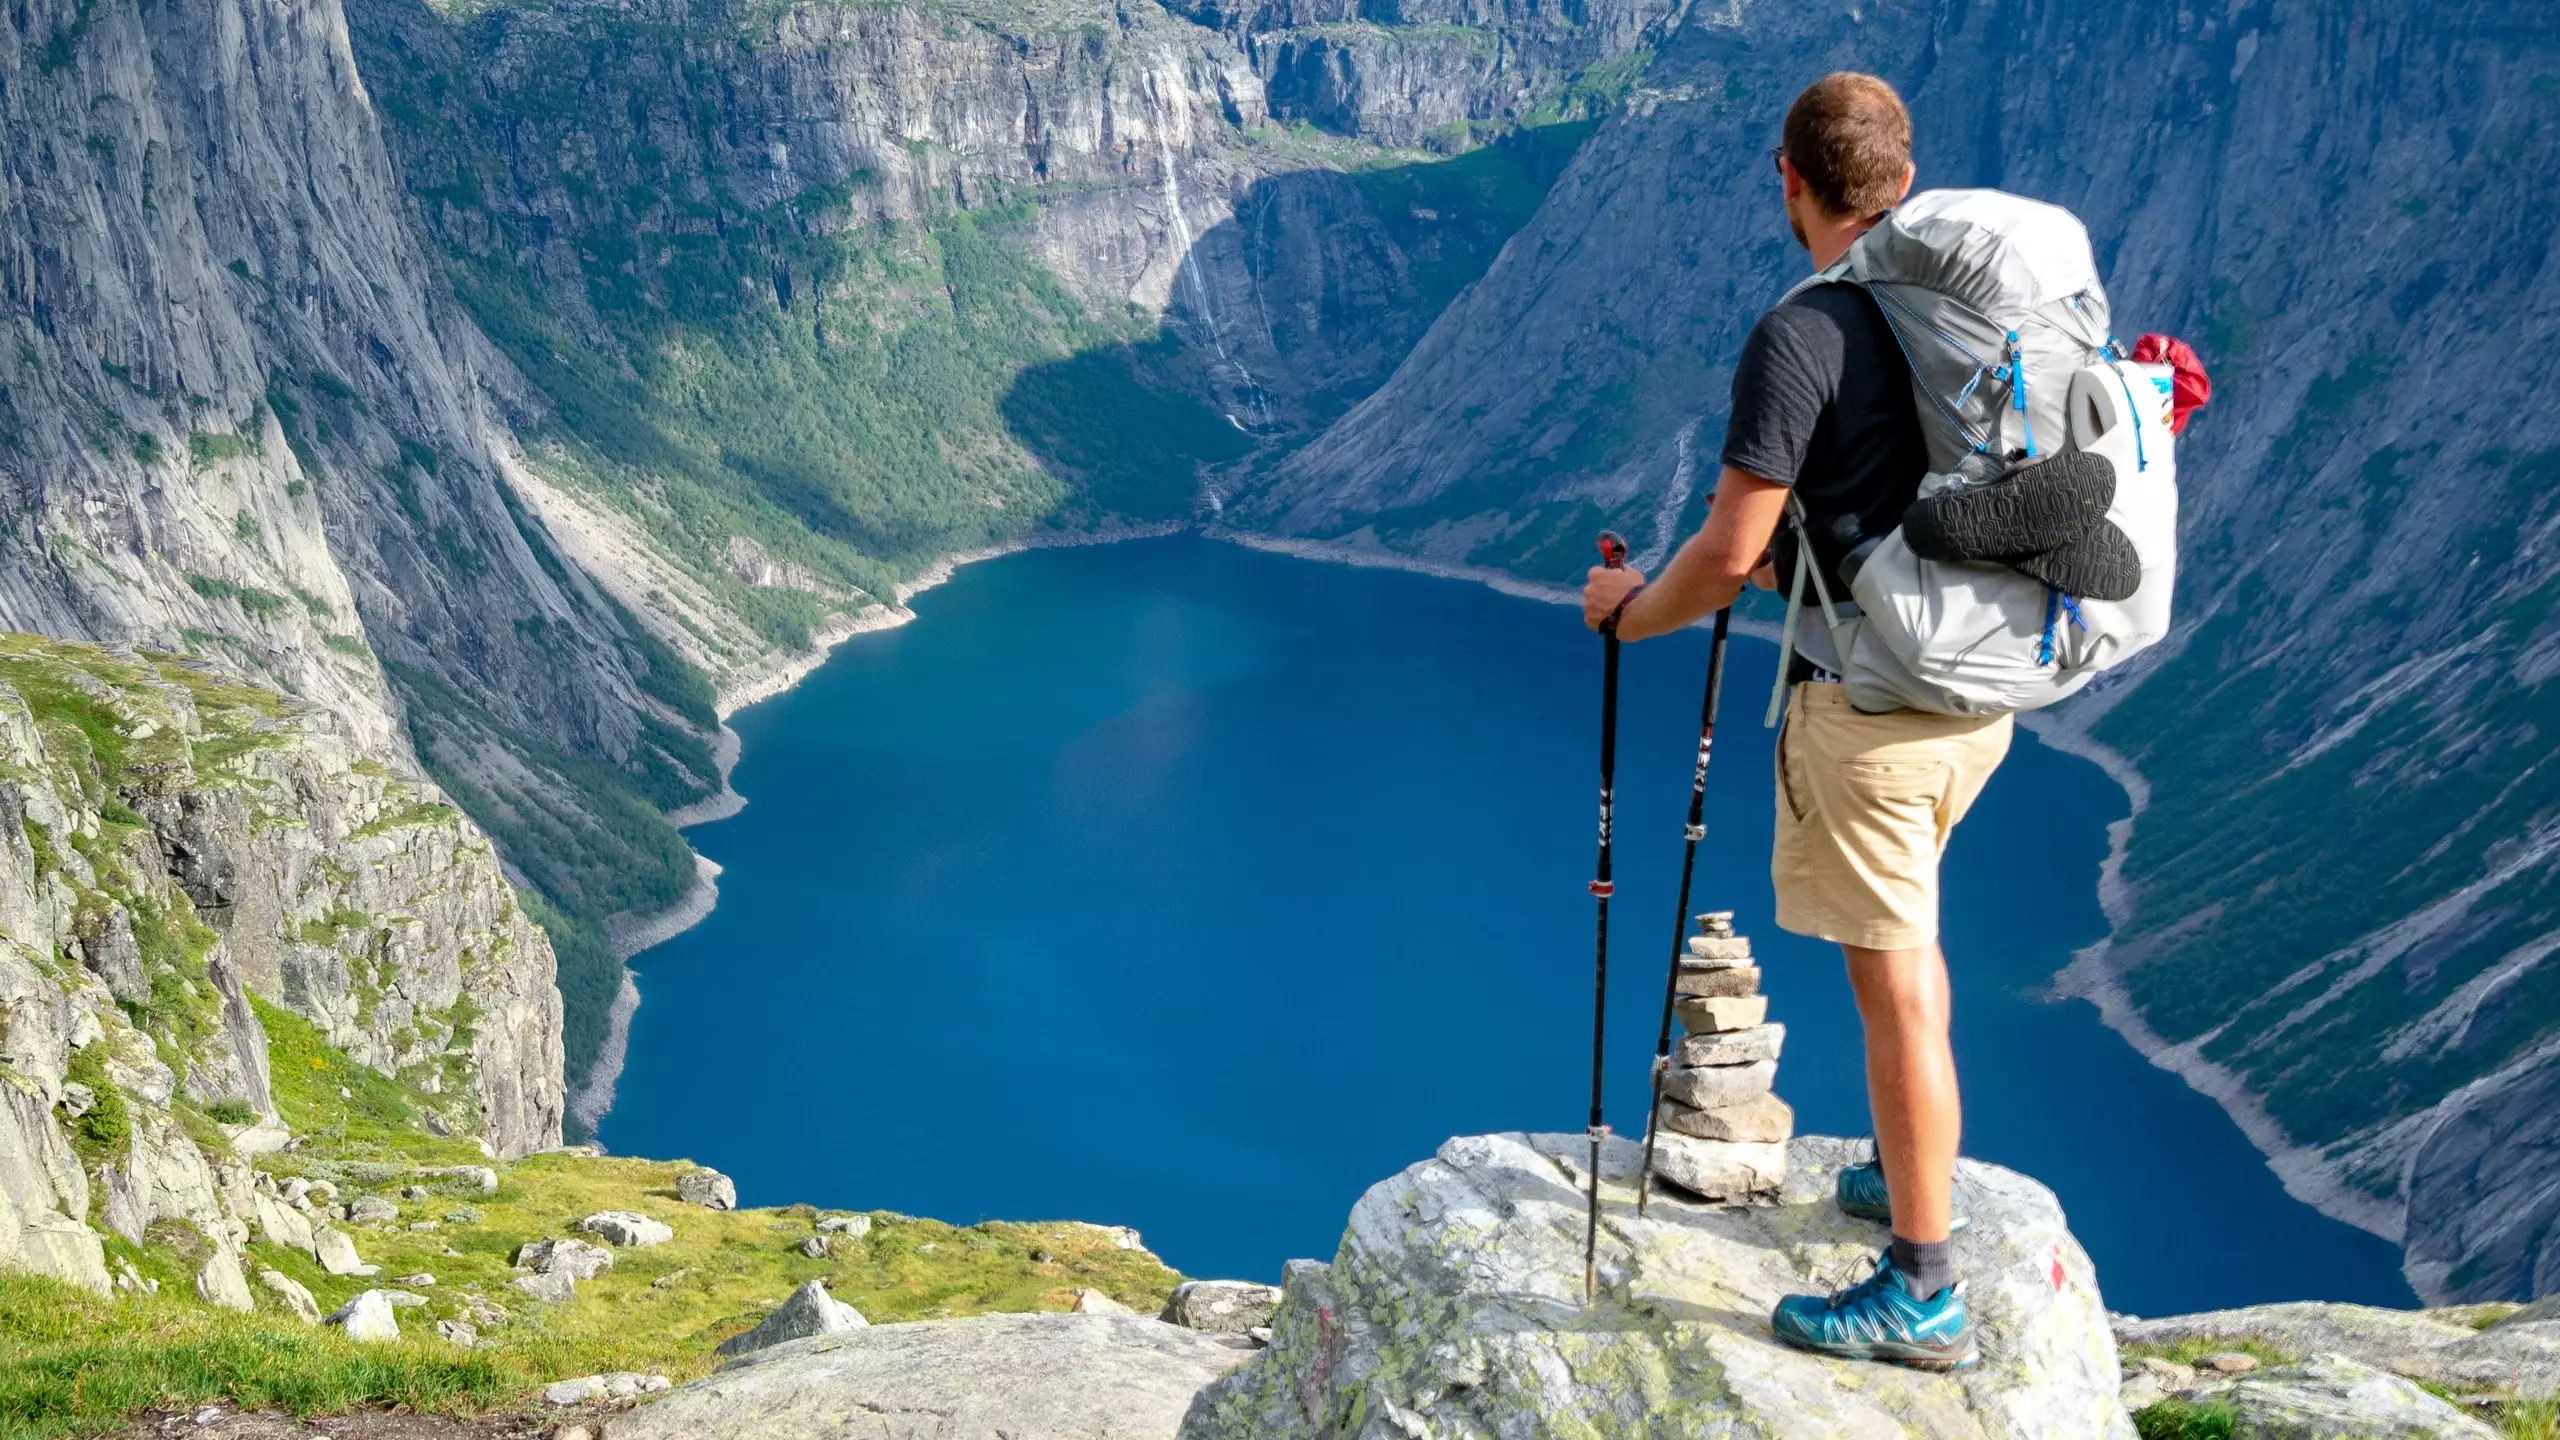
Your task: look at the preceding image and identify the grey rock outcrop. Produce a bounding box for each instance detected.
[2174,1353,2499,1439]
[676,1169,737,1211]
[614,1314,1250,1440]
[195,1251,255,1312]
[325,1290,402,1343]
[543,1372,671,1406]
[512,1271,578,1304]
[578,1211,673,1247]
[715,1280,869,1358]
[257,1268,322,1323]
[517,1236,615,1280]
[1183,1133,2130,1438]
[2117,1303,2560,1399]
[1160,1280,1283,1336]
[312,1225,369,1277]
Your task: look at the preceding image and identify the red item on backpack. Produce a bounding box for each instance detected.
[2131,334,2212,435]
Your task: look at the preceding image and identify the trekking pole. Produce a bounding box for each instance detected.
[1636,606,1731,1217]
[1582,530,1630,1305]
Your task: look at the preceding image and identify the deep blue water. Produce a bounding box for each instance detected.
[600,536,2414,1318]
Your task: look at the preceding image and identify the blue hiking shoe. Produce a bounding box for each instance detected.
[1770,1249,1980,1371]
[1836,1155,1970,1232]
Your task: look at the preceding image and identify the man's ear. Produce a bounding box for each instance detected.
[1896,162,1916,202]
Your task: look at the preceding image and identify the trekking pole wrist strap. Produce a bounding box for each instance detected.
[1603,583,1648,636]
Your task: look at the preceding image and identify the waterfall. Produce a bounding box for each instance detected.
[1149,89,1275,433]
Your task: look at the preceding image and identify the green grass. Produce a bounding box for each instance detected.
[0,1276,524,1439]
[0,998,1189,1437]
[2132,1398,2235,1440]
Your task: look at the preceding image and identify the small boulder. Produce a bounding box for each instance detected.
[2201,1351,2260,1374]
[1072,1288,1133,1315]
[579,1211,674,1248]
[256,1269,321,1323]
[415,1165,500,1195]
[194,1251,254,1312]
[396,1272,436,1287]
[254,1191,314,1252]
[716,1280,867,1358]
[381,1289,431,1308]
[346,1196,400,1225]
[815,1215,872,1238]
[436,1319,478,1347]
[517,1236,615,1279]
[311,1224,368,1276]
[797,1235,832,1259]
[676,1168,737,1210]
[324,1290,401,1343]
[1161,1280,1284,1336]
[512,1271,577,1304]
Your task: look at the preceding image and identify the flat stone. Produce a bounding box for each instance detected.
[381,1289,430,1308]
[257,1268,320,1323]
[311,1225,366,1276]
[677,1168,737,1210]
[1660,1058,1777,1109]
[2201,1351,2259,1373]
[1647,1133,1788,1200]
[1072,1287,1133,1315]
[1161,1280,1284,1335]
[345,1196,399,1225]
[815,1215,873,1238]
[436,1319,478,1347]
[2178,1352,2498,1438]
[613,1314,1248,1440]
[544,1372,672,1407]
[517,1236,614,1279]
[1683,936,1754,966]
[1673,1022,1784,1068]
[579,1210,674,1247]
[1656,1092,1796,1143]
[1675,994,1768,1033]
[717,1280,868,1357]
[1695,911,1736,936]
[1674,965,1761,998]
[1179,1134,2130,1438]
[324,1290,401,1343]
[512,1271,577,1303]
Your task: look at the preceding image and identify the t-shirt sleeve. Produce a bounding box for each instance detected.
[1719,307,1835,487]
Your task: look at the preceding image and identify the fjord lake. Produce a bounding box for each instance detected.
[599,535,2413,1318]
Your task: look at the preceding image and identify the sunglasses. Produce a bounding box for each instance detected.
[1770,146,1788,175]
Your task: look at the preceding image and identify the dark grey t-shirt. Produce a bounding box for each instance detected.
[1721,281,1930,602]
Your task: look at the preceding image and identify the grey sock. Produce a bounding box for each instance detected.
[1890,1235,1955,1298]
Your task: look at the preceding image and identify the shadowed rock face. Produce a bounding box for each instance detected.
[1184,1132,2131,1439]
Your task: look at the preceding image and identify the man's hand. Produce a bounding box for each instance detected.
[1583,565,1649,632]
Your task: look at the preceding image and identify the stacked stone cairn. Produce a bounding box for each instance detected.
[1645,911,1792,1200]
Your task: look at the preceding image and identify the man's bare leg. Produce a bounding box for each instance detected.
[1844,942,1958,1247]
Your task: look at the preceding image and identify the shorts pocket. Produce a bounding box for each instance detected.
[1837,757,1947,800]
[1777,710,1810,823]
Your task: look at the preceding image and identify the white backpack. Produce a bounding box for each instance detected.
[1767,189,2182,721]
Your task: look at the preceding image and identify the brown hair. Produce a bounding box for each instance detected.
[1781,73,1912,217]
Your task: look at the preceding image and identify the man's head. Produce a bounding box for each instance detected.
[1777,73,1915,252]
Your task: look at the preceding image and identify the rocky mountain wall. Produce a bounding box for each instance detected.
[1234,0,2560,1301]
[0,635,561,1303]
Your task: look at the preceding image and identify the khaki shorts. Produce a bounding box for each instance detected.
[1773,683,2014,952]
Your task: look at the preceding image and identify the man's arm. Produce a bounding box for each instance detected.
[1580,467,1790,639]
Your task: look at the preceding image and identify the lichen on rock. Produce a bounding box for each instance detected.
[1182,1132,2132,1438]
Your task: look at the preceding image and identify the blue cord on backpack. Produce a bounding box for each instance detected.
[2008,330,2037,457]
[2103,334,2148,472]
[2039,587,2059,665]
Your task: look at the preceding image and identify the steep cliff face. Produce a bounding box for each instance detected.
[0,0,726,1097]
[339,0,1636,688]
[1237,0,2560,1301]
[0,635,560,1301]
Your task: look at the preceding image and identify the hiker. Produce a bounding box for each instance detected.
[1580,72,1995,1371]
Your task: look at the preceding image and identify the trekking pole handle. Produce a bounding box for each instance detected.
[1597,532,1629,569]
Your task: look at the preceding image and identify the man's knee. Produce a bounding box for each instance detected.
[1843,944,1951,1032]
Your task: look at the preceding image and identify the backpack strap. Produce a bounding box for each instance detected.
[1763,492,1855,728]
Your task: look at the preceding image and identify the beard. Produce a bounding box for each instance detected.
[1788,204,1808,249]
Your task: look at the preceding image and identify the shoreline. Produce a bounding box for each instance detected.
[580,518,2368,1275]
[2025,709,2410,1254]
[572,519,1185,1134]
